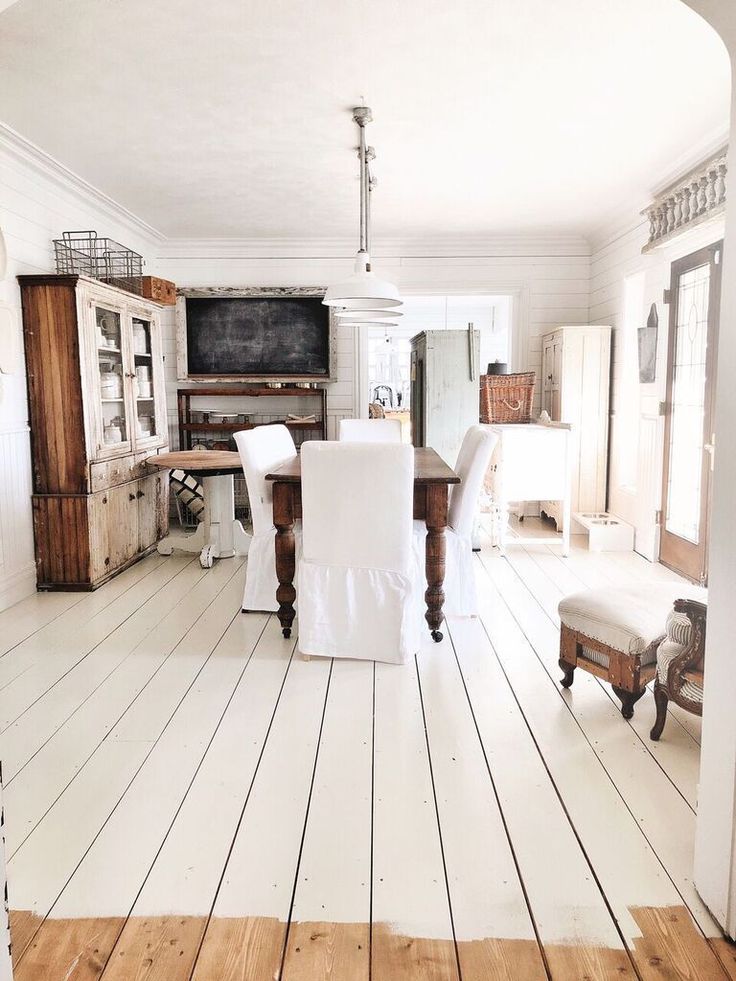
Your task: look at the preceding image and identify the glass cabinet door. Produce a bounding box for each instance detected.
[129,312,164,447]
[93,303,132,453]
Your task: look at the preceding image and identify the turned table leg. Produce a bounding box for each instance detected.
[273,481,296,638]
[425,484,448,643]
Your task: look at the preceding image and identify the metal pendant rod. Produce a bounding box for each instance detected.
[353,105,374,260]
[359,123,367,254]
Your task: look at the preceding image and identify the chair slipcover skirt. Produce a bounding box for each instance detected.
[415,426,498,618]
[234,425,299,613]
[298,565,419,663]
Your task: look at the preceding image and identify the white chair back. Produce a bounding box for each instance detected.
[298,441,418,662]
[233,425,297,535]
[448,425,499,538]
[339,418,403,443]
[301,441,413,572]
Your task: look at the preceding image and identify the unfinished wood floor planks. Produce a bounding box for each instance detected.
[3,540,731,980]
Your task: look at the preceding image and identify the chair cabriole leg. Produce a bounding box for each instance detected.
[650,682,669,740]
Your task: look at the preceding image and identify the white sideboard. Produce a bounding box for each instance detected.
[540,325,611,531]
[484,422,573,556]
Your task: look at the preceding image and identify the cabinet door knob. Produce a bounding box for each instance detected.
[104,556,110,566]
[137,490,145,499]
[129,492,136,501]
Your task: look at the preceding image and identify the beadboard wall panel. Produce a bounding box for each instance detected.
[588,215,725,558]
[0,126,162,610]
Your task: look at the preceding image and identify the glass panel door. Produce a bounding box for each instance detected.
[660,242,721,583]
[94,304,131,451]
[665,263,709,542]
[130,315,159,443]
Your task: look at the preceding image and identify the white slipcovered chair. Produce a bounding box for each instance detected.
[297,441,421,663]
[339,418,403,443]
[415,425,499,617]
[234,425,299,613]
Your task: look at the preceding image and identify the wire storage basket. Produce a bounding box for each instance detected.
[480,371,536,424]
[53,231,144,295]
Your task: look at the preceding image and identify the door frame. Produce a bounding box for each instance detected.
[354,285,527,417]
[659,240,722,583]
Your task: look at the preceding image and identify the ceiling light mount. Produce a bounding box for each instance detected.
[323,105,402,315]
[352,105,373,127]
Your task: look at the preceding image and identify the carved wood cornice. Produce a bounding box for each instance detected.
[642,146,728,253]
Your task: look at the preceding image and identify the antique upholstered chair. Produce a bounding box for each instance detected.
[650,597,707,740]
[558,583,706,718]
[415,425,498,617]
[234,425,299,613]
[297,441,421,663]
[339,417,402,443]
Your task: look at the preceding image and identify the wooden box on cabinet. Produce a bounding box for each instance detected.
[20,275,170,590]
[540,325,612,532]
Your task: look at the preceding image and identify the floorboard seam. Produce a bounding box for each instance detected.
[474,549,716,947]
[0,556,198,730]
[5,559,243,790]
[12,600,245,968]
[414,655,463,981]
[186,635,298,981]
[5,562,243,858]
[445,620,552,981]
[278,658,335,981]
[94,609,271,980]
[501,546,698,813]
[0,554,168,663]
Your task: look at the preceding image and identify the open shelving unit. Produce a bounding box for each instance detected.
[177,385,328,450]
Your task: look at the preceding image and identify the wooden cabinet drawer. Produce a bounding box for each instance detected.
[89,454,150,492]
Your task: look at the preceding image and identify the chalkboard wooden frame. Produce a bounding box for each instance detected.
[175,286,337,382]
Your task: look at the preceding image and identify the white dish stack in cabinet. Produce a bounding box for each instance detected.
[540,325,611,531]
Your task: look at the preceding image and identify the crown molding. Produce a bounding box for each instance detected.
[586,123,730,254]
[155,233,591,261]
[0,121,165,245]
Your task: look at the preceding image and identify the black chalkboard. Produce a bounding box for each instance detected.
[185,296,331,377]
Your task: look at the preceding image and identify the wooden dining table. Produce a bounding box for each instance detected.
[265,446,460,643]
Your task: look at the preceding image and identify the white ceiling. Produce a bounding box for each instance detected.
[0,0,730,241]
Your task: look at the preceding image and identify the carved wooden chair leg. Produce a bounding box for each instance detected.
[559,659,576,688]
[612,685,645,720]
[650,683,669,741]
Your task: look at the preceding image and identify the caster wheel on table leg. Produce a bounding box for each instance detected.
[283,627,291,639]
[199,545,214,569]
[431,630,443,643]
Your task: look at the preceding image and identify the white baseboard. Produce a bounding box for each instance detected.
[0,562,37,612]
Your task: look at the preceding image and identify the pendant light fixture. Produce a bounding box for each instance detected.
[323,106,402,313]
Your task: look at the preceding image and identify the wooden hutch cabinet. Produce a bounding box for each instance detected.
[19,275,169,589]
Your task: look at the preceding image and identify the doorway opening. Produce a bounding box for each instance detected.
[364,294,513,439]
[660,241,722,583]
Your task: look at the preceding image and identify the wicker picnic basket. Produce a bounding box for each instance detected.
[479,371,536,424]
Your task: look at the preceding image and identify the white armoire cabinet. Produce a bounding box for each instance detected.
[540,325,611,530]
[410,329,480,467]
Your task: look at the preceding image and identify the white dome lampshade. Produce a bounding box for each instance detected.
[339,317,402,327]
[336,309,403,321]
[323,251,402,310]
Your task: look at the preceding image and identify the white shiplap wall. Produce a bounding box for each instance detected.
[0,122,593,611]
[0,124,162,609]
[155,244,593,446]
[588,214,725,558]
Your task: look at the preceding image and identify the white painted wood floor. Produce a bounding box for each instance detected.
[1,519,734,980]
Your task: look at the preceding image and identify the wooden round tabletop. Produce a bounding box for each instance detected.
[146,450,243,476]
